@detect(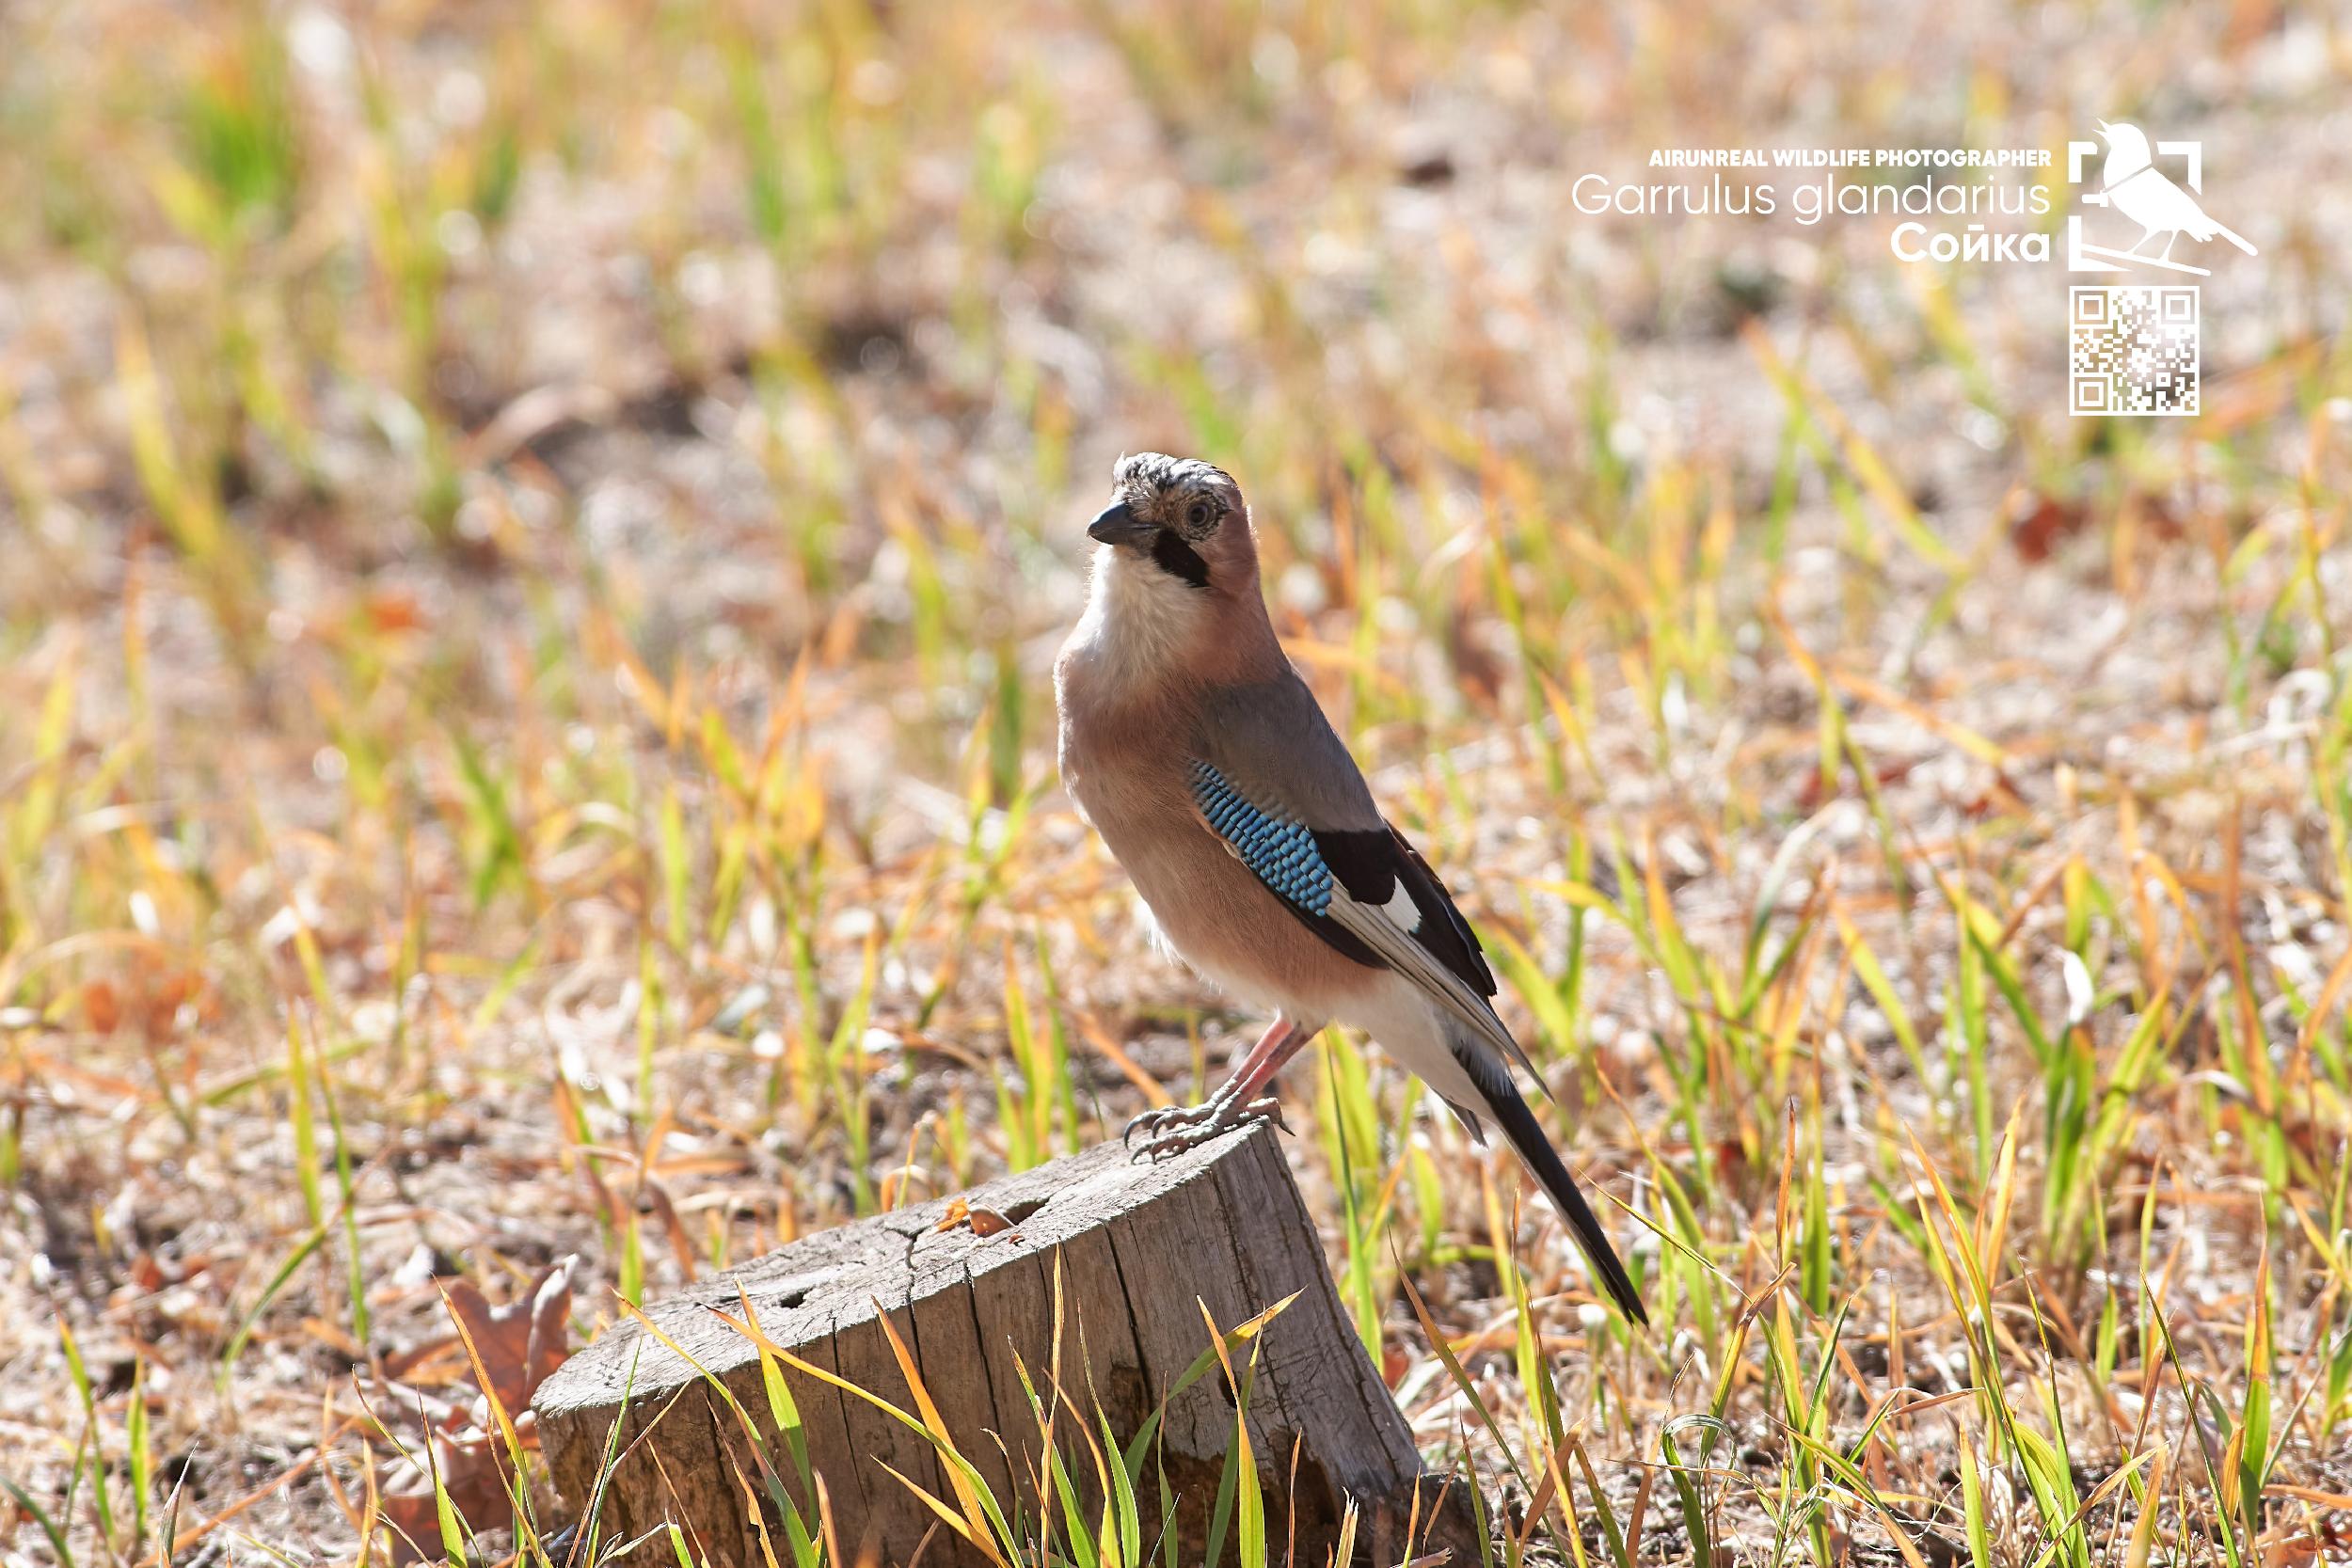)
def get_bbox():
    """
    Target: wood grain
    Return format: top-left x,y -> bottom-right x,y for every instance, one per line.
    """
534,1125 -> 1470,1566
